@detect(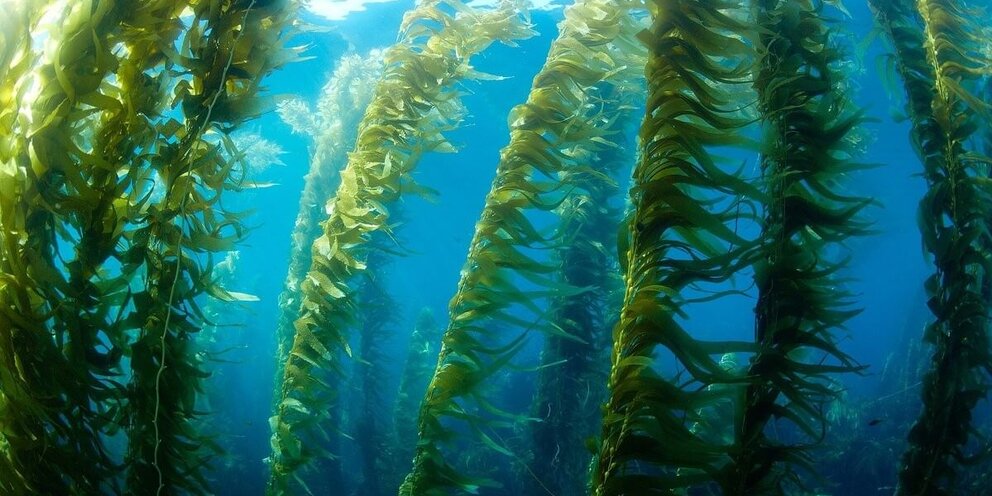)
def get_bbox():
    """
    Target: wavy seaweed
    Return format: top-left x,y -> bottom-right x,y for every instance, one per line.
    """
872,0 -> 992,493
266,2 -> 534,492
400,1 -> 645,493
